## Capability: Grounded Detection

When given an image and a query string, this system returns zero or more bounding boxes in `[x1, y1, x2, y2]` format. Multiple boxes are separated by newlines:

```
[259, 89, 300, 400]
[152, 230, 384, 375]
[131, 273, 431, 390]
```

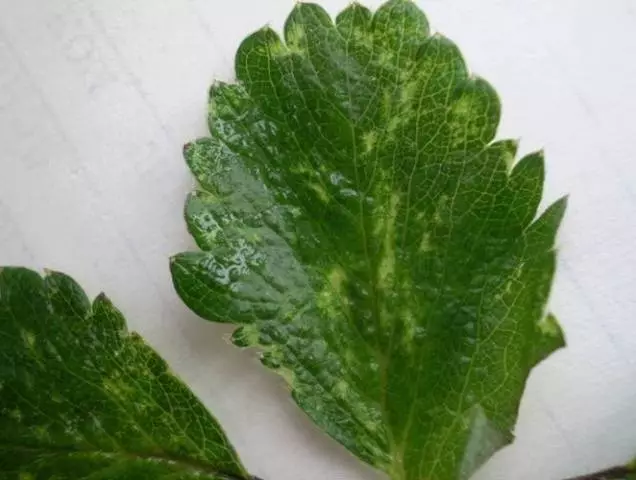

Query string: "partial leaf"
[171, 1, 566, 479]
[0, 267, 250, 480]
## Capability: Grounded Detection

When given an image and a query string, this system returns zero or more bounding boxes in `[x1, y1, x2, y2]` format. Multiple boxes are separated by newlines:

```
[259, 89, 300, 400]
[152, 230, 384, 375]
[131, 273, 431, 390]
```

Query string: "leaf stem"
[563, 465, 635, 480]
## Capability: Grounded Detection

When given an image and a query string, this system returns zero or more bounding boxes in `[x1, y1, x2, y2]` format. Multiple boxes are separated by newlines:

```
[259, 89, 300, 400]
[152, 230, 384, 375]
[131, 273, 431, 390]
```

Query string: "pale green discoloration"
[419, 232, 433, 253]
[538, 313, 561, 337]
[333, 379, 351, 398]
[434, 194, 449, 224]
[318, 266, 350, 318]
[328, 265, 347, 292]
[9, 409, 22, 422]
[309, 182, 330, 203]
[21, 329, 35, 350]
[399, 80, 419, 105]
[377, 193, 400, 291]
[102, 378, 137, 399]
[173, 1, 566, 479]
[400, 308, 417, 345]
[362, 130, 377, 154]
[286, 23, 306, 45]
[268, 37, 290, 58]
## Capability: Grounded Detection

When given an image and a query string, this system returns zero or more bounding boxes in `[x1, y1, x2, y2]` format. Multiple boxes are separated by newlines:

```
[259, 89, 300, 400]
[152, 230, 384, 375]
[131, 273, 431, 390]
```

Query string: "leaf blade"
[173, 1, 566, 478]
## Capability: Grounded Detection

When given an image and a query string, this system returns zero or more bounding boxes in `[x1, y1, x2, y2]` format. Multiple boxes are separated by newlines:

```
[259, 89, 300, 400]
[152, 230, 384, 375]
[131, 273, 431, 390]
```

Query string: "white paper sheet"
[1, 1, 635, 478]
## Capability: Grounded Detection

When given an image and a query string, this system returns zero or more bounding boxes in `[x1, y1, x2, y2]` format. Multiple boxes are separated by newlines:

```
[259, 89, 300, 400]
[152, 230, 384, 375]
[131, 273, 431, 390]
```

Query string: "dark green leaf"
[172, 1, 566, 479]
[0, 267, 249, 480]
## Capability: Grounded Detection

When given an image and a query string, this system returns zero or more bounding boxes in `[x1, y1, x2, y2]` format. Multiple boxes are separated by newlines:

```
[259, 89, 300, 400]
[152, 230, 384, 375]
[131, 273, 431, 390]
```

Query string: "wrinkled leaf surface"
[0, 267, 248, 480]
[172, 1, 566, 478]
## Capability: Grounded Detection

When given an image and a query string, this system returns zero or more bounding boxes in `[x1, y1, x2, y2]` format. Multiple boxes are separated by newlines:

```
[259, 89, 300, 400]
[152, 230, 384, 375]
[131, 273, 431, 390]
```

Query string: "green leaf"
[171, 1, 566, 479]
[0, 267, 249, 480]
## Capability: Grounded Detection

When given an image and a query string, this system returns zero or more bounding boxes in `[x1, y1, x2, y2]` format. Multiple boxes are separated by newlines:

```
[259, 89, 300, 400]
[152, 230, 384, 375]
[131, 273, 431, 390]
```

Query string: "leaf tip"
[552, 195, 569, 219]
[41, 268, 67, 282]
[169, 253, 190, 269]
[538, 313, 562, 339]
[259, 24, 276, 35]
[169, 255, 181, 275]
[94, 292, 113, 307]
[531, 313, 566, 367]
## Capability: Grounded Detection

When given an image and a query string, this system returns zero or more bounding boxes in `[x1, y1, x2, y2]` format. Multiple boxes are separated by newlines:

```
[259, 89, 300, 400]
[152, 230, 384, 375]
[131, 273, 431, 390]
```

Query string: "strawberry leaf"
[0, 267, 249, 480]
[171, 1, 566, 478]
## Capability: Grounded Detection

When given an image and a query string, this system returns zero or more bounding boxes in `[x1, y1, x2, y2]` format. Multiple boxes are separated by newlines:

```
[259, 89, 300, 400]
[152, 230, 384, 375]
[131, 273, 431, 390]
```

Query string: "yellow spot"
[343, 349, 358, 370]
[399, 80, 418, 105]
[453, 95, 473, 117]
[290, 163, 314, 175]
[381, 90, 393, 117]
[433, 194, 449, 224]
[503, 281, 513, 294]
[248, 232, 262, 244]
[328, 266, 347, 292]
[449, 95, 478, 146]
[401, 308, 417, 341]
[309, 182, 330, 203]
[377, 193, 400, 290]
[377, 51, 393, 66]
[362, 130, 377, 154]
[333, 379, 350, 398]
[538, 314, 561, 337]
[386, 116, 401, 135]
[21, 330, 36, 350]
[419, 232, 433, 253]
[269, 39, 293, 58]
[19, 474, 34, 480]
[353, 30, 373, 48]
[317, 266, 350, 318]
[103, 378, 135, 399]
[286, 23, 306, 46]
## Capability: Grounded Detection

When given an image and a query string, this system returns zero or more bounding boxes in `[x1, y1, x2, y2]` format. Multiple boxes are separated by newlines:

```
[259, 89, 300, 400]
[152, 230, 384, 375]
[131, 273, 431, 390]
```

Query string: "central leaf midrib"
[1, 441, 248, 480]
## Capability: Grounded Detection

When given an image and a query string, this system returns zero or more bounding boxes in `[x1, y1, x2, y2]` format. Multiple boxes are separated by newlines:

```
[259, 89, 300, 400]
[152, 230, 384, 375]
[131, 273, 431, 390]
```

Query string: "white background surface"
[1, 0, 635, 479]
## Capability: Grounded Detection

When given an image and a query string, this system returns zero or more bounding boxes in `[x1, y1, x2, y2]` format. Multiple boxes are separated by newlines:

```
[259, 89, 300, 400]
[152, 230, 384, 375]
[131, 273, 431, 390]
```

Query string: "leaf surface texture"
[0, 267, 248, 480]
[171, 1, 566, 478]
